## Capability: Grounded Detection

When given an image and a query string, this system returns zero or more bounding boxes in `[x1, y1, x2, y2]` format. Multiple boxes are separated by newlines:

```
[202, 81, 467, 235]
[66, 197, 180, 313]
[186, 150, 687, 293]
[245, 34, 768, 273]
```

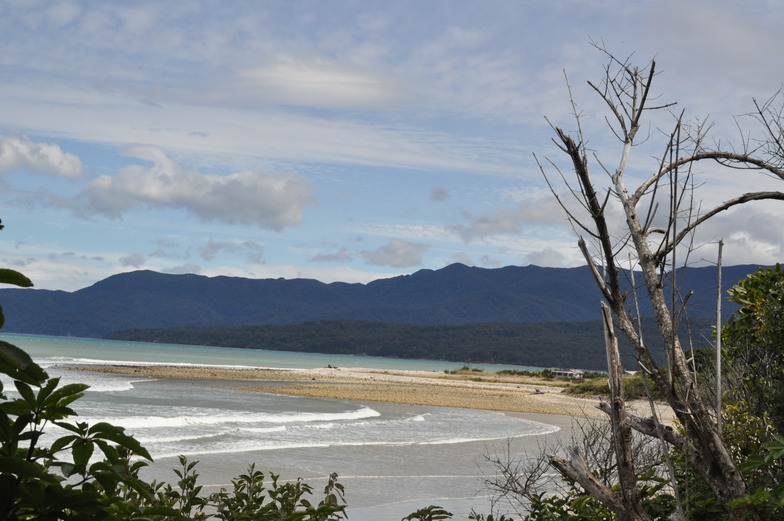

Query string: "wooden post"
[716, 239, 723, 434]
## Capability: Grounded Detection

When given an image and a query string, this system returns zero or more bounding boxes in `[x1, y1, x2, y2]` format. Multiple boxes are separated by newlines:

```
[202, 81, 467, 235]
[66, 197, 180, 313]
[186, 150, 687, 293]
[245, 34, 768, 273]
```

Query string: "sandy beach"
[78, 364, 674, 422]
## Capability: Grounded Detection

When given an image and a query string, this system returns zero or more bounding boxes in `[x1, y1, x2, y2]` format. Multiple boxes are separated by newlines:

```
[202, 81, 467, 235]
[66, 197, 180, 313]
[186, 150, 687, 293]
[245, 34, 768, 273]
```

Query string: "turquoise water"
[2, 332, 547, 373]
[1, 333, 561, 520]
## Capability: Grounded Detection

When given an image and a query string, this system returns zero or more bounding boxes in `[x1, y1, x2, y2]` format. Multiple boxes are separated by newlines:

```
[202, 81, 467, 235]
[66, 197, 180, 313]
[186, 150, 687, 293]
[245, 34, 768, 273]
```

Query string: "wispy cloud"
[198, 238, 265, 264]
[309, 247, 353, 263]
[239, 58, 405, 109]
[361, 239, 429, 267]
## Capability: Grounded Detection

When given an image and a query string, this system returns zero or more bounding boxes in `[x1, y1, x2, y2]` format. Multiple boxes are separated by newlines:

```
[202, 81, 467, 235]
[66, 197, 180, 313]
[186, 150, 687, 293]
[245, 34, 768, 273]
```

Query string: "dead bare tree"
[482, 415, 663, 519]
[539, 46, 784, 520]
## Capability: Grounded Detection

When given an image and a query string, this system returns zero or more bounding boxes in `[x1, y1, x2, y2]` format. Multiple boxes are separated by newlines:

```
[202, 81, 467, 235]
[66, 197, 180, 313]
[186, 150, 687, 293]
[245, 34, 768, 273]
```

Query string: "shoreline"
[74, 364, 674, 422]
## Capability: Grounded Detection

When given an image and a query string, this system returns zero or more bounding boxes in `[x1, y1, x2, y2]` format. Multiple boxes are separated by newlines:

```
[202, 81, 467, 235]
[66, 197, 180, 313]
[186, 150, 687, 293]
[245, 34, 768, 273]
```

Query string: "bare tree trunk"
[602, 303, 650, 521]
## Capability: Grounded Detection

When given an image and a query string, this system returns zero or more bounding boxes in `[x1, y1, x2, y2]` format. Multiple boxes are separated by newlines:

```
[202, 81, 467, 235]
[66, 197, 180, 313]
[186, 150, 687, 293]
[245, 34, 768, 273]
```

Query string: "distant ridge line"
[0, 263, 764, 340]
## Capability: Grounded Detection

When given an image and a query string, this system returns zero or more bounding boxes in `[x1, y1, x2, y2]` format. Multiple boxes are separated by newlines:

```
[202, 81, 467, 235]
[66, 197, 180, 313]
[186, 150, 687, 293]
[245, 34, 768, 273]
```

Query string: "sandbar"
[75, 364, 673, 422]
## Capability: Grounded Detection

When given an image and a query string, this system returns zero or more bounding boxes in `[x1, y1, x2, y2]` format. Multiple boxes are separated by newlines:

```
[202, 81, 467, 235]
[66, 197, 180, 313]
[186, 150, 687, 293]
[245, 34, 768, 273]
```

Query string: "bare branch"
[654, 191, 784, 264]
[633, 151, 784, 205]
[597, 402, 686, 451]
[548, 448, 624, 512]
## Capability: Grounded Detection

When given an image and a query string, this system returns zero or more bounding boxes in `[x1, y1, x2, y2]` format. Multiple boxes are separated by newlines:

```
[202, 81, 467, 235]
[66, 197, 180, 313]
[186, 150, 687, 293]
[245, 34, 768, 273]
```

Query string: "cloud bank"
[81, 147, 313, 230]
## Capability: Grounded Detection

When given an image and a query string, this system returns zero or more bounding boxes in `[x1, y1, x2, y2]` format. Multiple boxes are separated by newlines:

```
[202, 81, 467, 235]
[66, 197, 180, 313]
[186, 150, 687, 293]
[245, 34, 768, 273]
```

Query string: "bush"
[1, 266, 349, 521]
[563, 374, 663, 400]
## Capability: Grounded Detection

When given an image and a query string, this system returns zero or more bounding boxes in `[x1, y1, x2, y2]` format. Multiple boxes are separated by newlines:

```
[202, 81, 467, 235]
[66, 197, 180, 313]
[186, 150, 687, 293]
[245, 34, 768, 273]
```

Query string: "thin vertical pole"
[716, 239, 723, 434]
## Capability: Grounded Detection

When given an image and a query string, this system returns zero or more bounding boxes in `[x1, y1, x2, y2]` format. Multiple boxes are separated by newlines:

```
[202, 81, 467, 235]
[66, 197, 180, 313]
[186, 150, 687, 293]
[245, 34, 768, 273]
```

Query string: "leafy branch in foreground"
[1, 252, 348, 521]
[0, 339, 351, 521]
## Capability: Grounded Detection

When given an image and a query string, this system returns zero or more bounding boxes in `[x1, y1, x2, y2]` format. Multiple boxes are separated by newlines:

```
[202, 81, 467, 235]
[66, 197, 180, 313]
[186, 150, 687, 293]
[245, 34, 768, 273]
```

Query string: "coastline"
[75, 364, 674, 422]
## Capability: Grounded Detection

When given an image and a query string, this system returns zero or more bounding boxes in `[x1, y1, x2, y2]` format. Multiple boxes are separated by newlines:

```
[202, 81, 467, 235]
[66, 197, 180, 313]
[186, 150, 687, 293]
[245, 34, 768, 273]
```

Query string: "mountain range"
[0, 263, 763, 338]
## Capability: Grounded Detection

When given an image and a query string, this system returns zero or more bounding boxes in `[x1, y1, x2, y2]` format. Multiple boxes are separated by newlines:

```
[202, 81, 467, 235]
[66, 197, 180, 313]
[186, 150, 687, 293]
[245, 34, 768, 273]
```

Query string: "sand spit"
[75, 364, 674, 422]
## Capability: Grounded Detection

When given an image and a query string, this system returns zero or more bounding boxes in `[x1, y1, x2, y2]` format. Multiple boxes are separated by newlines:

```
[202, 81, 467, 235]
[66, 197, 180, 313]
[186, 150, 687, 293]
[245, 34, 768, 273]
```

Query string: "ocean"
[1, 333, 565, 520]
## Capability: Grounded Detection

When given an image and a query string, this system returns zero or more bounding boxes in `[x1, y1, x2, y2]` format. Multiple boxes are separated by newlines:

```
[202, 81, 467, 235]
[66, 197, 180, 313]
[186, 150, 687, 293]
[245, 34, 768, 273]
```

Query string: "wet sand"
[77, 364, 674, 422]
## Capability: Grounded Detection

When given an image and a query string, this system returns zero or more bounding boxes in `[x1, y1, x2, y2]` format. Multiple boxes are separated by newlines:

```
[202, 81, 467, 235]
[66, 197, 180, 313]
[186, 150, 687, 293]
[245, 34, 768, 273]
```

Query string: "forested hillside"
[106, 317, 715, 370]
[0, 263, 758, 337]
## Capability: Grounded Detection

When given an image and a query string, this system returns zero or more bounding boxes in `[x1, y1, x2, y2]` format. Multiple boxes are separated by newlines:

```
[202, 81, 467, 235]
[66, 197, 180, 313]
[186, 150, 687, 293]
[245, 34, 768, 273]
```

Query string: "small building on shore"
[552, 369, 585, 379]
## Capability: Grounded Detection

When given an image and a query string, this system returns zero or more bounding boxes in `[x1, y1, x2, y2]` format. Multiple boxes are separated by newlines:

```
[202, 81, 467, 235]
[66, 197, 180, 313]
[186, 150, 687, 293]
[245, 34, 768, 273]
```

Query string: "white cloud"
[361, 239, 429, 267]
[81, 146, 313, 230]
[309, 247, 352, 263]
[451, 252, 474, 266]
[240, 57, 404, 109]
[199, 263, 400, 284]
[163, 263, 202, 275]
[198, 238, 265, 263]
[480, 255, 502, 268]
[641, 0, 784, 85]
[119, 253, 147, 267]
[0, 135, 82, 178]
[198, 239, 233, 261]
[450, 207, 522, 241]
[525, 247, 565, 267]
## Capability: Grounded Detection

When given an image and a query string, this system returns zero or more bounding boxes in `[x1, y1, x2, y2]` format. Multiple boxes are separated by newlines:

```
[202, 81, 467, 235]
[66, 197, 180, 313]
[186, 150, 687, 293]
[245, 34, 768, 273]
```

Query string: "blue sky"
[1, 0, 783, 291]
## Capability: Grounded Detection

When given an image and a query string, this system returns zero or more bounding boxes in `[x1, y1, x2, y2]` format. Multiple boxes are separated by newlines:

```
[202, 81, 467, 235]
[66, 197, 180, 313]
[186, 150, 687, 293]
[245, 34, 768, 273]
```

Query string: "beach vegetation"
[563, 373, 664, 401]
[444, 366, 485, 375]
[722, 264, 784, 437]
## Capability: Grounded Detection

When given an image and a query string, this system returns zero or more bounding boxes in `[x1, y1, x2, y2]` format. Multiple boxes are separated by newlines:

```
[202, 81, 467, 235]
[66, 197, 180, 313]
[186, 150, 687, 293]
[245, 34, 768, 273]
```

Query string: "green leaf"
[44, 383, 89, 408]
[89, 422, 151, 460]
[0, 456, 45, 479]
[72, 440, 95, 469]
[0, 268, 33, 288]
[0, 341, 48, 385]
[53, 420, 89, 435]
[14, 380, 36, 406]
[402, 505, 454, 520]
[1, 399, 33, 417]
[50, 434, 78, 453]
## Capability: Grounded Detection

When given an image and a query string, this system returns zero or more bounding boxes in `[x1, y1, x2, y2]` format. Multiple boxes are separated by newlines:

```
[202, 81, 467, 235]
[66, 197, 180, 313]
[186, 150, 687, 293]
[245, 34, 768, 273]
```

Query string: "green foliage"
[562, 373, 663, 400]
[728, 435, 784, 519]
[208, 465, 346, 521]
[444, 366, 484, 374]
[0, 268, 33, 333]
[0, 341, 350, 521]
[667, 264, 784, 519]
[667, 266, 784, 520]
[500, 469, 675, 521]
[0, 342, 156, 520]
[495, 369, 538, 377]
[401, 505, 453, 520]
[466, 512, 514, 521]
[105, 317, 716, 371]
[723, 264, 784, 435]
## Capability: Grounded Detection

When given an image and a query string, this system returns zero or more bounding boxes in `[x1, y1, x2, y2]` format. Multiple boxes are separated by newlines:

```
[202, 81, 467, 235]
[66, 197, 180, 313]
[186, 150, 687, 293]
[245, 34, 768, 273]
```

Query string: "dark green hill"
[0, 263, 763, 339]
[104, 317, 716, 371]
